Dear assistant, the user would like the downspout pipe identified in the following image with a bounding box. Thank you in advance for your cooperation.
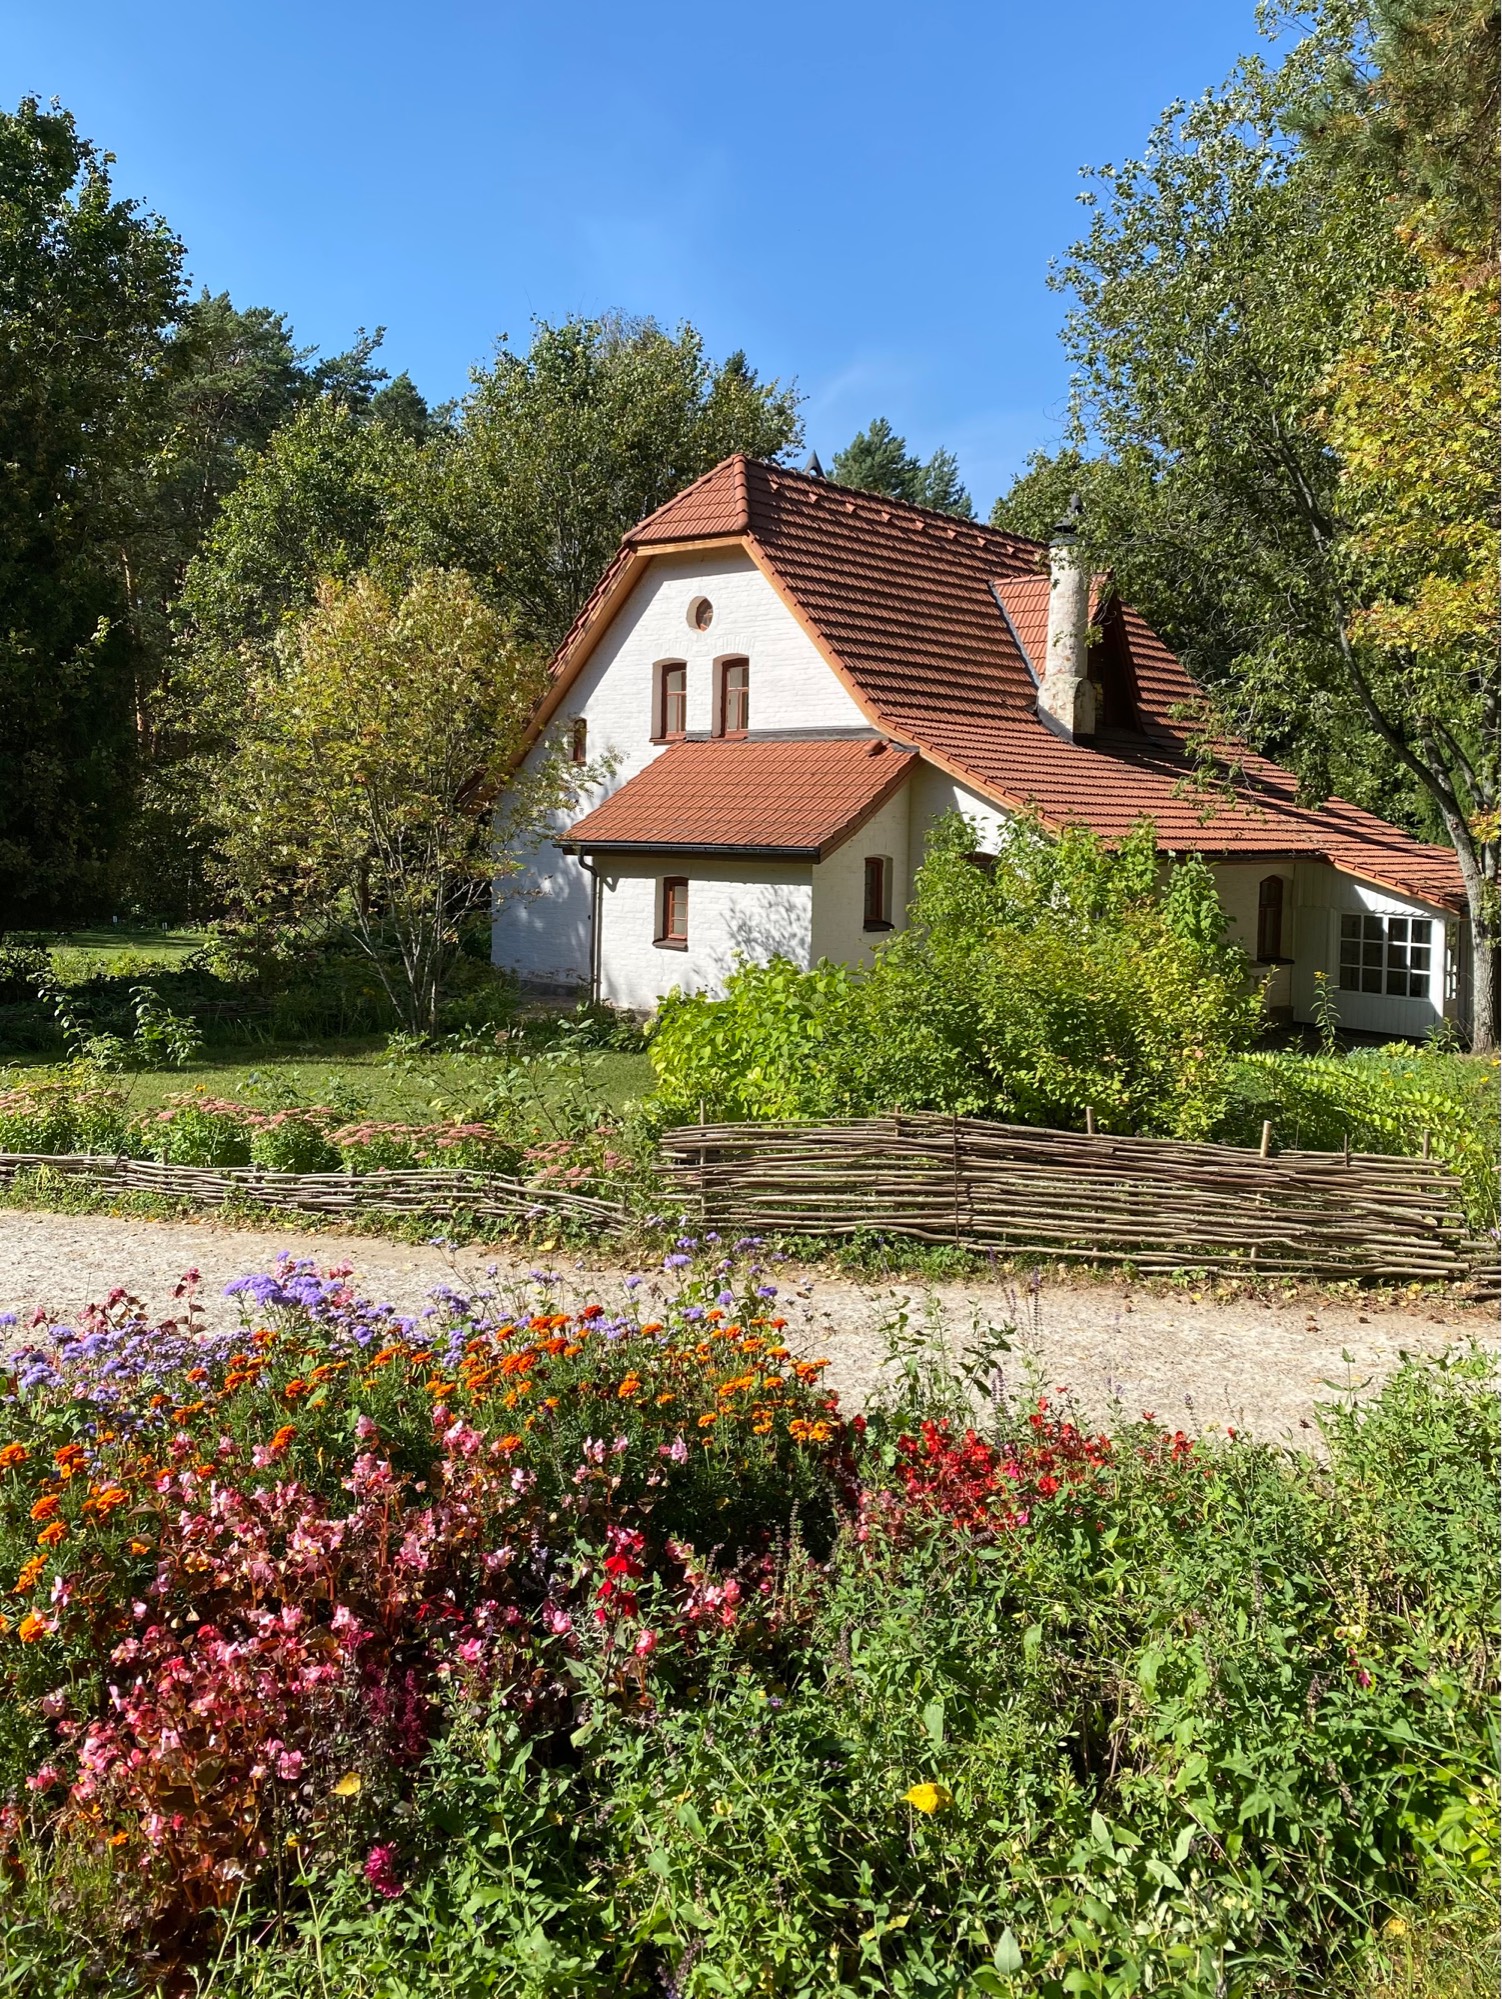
[576,851,603,1007]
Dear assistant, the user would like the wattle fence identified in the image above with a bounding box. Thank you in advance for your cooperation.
[0,1151,625,1229]
[659,1112,1479,1283]
[0,1114,1490,1284]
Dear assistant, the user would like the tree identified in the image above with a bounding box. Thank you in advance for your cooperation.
[439,316,802,650]
[0,97,184,922]
[219,570,586,1033]
[1001,6,1498,1046]
[831,417,975,516]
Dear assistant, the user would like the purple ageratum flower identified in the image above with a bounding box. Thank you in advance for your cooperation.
[663,1254,691,1271]
[674,1236,699,1251]
[683,1307,705,1323]
[756,1285,778,1300]
[0,1311,17,1327]
[623,1275,643,1290]
[716,1290,736,1307]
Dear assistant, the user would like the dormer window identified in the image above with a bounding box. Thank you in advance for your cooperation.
[717,657,749,736]
[657,662,687,740]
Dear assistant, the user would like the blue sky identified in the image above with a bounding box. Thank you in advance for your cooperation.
[6,1,1263,512]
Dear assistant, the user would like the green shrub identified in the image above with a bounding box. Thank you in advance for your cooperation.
[0,1070,131,1156]
[134,1092,254,1167]
[1229,1047,1499,1225]
[246,1109,342,1174]
[651,815,1262,1139]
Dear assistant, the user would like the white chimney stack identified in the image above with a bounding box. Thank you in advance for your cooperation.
[1038,495,1095,741]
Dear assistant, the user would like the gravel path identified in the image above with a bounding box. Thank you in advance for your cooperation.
[1,1210,1493,1445]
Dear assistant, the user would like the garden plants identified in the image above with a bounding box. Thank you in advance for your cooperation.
[0,1248,1493,1997]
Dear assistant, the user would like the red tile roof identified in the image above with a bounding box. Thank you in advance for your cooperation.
[548,457,1465,912]
[564,736,914,858]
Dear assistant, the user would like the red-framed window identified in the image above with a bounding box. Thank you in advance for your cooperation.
[657,663,687,739]
[657,876,689,948]
[863,855,892,931]
[717,657,749,736]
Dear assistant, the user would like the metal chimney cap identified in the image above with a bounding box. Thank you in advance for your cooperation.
[802,449,827,478]
[1051,491,1083,541]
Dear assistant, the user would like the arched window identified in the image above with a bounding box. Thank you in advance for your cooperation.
[1256,875,1285,962]
[863,855,893,931]
[717,657,749,736]
[657,662,687,739]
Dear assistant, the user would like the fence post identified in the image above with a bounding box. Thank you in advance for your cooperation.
[1085,1107,1097,1137]
[1259,1120,1273,1159]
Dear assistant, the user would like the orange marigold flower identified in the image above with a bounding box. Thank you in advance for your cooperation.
[770,1318,787,1330]
[186,1366,208,1384]
[12,1555,46,1594]
[543,1396,560,1410]
[639,1322,663,1335]
[426,1379,458,1398]
[281,1380,309,1401]
[368,1346,403,1369]
[127,1538,152,1556]
[0,1442,28,1470]
[497,1433,522,1451]
[29,1495,61,1522]
[81,1485,128,1520]
[36,1521,66,1548]
[17,1610,48,1642]
[617,1374,642,1400]
[697,1413,718,1429]
[269,1425,297,1452]
[655,1392,675,1407]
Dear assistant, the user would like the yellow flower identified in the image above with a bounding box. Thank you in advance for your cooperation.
[1383,1916,1409,1938]
[903,1782,952,1815]
[331,1772,363,1798]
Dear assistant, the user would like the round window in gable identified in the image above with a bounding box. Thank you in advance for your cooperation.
[688,596,714,631]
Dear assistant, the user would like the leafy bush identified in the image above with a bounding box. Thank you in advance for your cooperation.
[1228,1046,1500,1224]
[0,1256,1492,1996]
[651,815,1263,1139]
[0,1071,131,1156]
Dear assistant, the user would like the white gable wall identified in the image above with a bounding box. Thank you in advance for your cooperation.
[493,547,867,988]
[905,763,1012,877]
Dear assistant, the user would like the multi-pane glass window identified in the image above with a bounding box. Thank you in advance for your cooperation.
[658,663,687,738]
[1339,913,1432,998]
[718,658,749,735]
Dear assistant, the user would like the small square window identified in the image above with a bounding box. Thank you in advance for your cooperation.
[1338,912,1433,997]
[656,876,689,949]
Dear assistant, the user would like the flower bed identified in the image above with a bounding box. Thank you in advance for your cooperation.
[0,1254,1494,1996]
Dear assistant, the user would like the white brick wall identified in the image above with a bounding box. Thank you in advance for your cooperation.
[592,856,815,1012]
[810,781,913,965]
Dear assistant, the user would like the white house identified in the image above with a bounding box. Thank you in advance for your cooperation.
[495,454,1468,1039]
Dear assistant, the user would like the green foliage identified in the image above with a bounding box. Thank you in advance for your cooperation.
[650,815,1262,1139]
[831,415,975,517]
[438,315,802,650]
[219,569,581,1033]
[0,97,184,926]
[1227,1044,1500,1224]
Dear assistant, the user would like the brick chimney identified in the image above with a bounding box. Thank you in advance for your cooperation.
[1038,495,1095,741]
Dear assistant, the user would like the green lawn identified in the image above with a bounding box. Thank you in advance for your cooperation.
[106,1039,655,1123]
[44,924,211,978]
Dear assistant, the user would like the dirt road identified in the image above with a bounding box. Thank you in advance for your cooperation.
[0,1209,1491,1444]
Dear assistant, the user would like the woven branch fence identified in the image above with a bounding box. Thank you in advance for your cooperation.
[660,1113,1477,1281]
[0,1152,625,1229]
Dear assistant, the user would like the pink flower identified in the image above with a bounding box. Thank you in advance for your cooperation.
[355,1413,378,1440]
[276,1750,304,1781]
[633,1630,658,1657]
[544,1607,573,1637]
[364,1842,405,1900]
[456,1638,485,1666]
[26,1765,61,1792]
